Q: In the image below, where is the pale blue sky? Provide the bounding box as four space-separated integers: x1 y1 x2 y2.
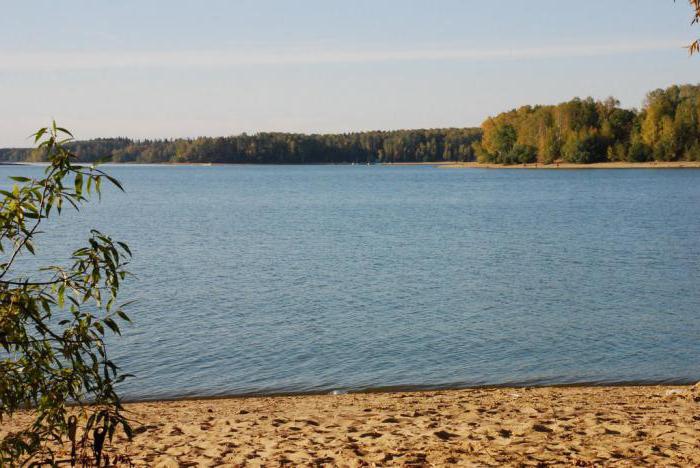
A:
1 0 699 146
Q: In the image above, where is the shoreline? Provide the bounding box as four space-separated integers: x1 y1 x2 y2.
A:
3 160 700 169
118 378 700 404
441 160 700 169
4 384 698 466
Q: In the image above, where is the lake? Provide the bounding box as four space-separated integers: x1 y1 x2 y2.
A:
3 164 700 400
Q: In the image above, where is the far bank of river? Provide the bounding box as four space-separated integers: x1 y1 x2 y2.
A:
448 161 700 169
6 160 700 168
385 161 700 169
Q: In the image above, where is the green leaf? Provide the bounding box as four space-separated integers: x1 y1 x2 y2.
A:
104 175 124 191
0 122 133 464
116 310 131 322
32 127 47 143
56 127 74 137
121 420 133 440
103 318 120 335
117 242 132 256
74 173 83 196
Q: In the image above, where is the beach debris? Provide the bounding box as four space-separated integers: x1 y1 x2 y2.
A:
690 382 700 402
330 389 348 395
664 388 687 399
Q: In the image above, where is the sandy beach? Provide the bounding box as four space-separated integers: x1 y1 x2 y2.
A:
3 384 699 466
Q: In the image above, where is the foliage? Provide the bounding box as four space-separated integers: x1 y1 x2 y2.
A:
640 84 700 160
0 129 483 165
0 123 133 466
680 0 700 54
478 84 700 164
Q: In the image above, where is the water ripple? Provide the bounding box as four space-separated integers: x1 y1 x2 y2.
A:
2 165 699 400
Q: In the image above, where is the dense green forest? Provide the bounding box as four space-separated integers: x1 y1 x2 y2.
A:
2 84 699 165
477 84 700 164
0 129 481 164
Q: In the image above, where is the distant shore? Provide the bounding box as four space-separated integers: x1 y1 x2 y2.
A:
4 384 698 465
3 160 700 169
439 160 700 169
382 161 456 166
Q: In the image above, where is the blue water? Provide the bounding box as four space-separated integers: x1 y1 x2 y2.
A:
3 165 700 400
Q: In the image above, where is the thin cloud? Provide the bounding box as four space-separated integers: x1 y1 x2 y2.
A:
0 40 685 71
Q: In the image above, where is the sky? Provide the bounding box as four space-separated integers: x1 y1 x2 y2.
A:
1 0 699 147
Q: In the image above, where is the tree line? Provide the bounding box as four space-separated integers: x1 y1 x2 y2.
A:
0 129 482 164
1 84 700 165
476 84 700 164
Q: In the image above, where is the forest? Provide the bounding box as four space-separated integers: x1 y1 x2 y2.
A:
477 83 700 164
0 129 481 164
1 84 699 165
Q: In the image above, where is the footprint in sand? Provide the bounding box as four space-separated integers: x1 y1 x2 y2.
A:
133 424 158 435
406 452 428 464
498 429 512 438
532 423 553 433
382 452 400 462
434 430 458 441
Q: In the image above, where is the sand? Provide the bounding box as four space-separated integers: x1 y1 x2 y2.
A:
440 161 700 169
3 384 699 466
